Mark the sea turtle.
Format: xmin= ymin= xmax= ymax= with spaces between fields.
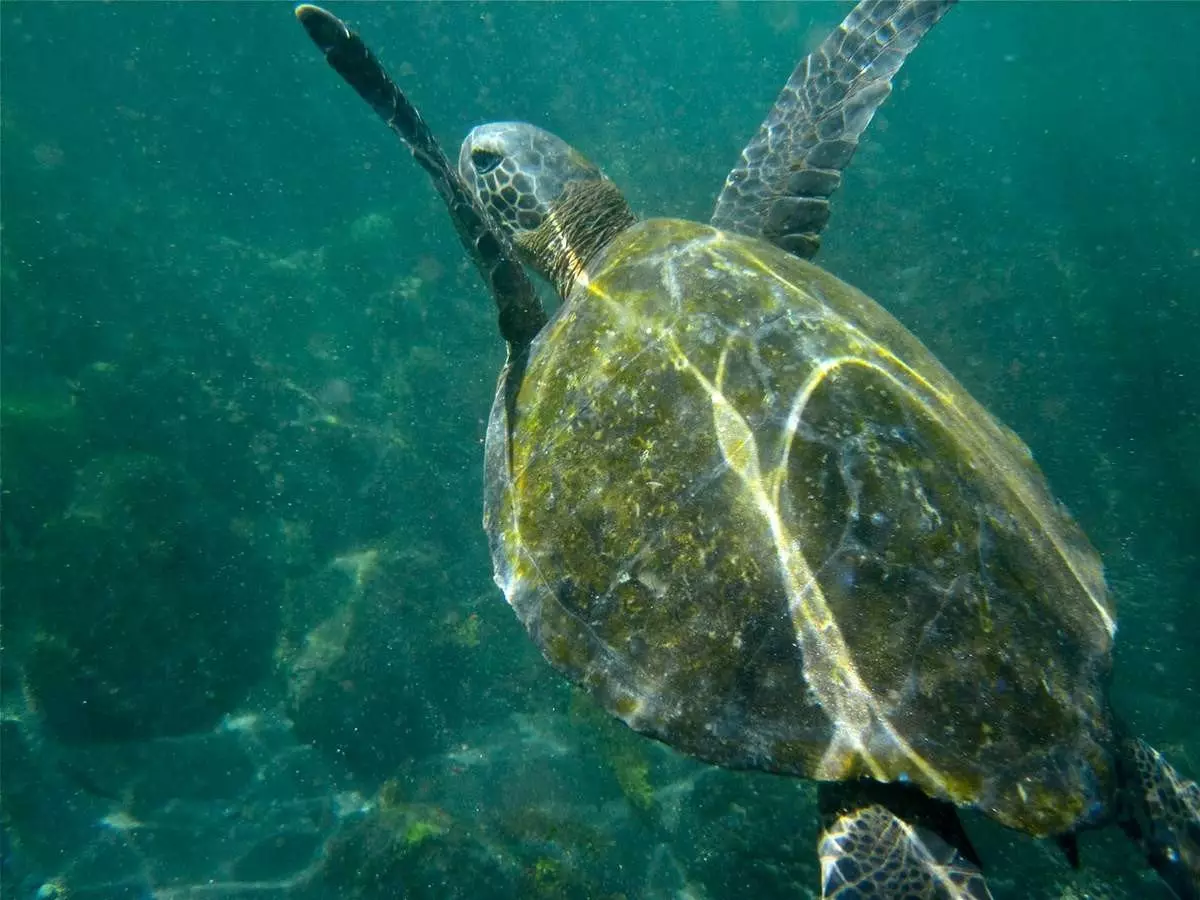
xmin=295 ymin=3 xmax=1200 ymax=897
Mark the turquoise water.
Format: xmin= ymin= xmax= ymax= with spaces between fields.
xmin=2 ymin=3 xmax=1197 ymax=898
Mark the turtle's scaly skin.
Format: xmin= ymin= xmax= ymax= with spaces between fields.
xmin=486 ymin=219 xmax=1115 ymax=837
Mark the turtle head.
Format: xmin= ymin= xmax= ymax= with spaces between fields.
xmin=459 ymin=122 xmax=635 ymax=296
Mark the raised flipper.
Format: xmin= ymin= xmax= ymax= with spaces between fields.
xmin=710 ymin=0 xmax=953 ymax=259
xmin=819 ymin=804 xmax=992 ymax=899
xmin=1117 ymin=737 xmax=1200 ymax=900
xmin=294 ymin=5 xmax=546 ymax=349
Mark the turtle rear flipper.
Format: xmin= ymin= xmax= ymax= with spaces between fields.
xmin=1118 ymin=737 xmax=1200 ymax=900
xmin=819 ymin=804 xmax=992 ymax=899
xmin=818 ymin=780 xmax=990 ymax=899
xmin=711 ymin=0 xmax=953 ymax=259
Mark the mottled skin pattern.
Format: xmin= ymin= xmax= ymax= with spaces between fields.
xmin=711 ymin=0 xmax=954 ymax=258
xmin=460 ymin=125 xmax=603 ymax=237
xmin=1120 ymin=738 xmax=1200 ymax=897
xmin=819 ymin=805 xmax=990 ymax=899
xmin=485 ymin=218 xmax=1114 ymax=837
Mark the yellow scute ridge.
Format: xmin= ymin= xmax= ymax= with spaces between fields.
xmin=709 ymin=347 xmax=761 ymax=483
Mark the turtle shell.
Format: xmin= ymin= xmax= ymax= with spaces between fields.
xmin=483 ymin=218 xmax=1115 ymax=836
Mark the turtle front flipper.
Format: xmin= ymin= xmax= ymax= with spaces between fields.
xmin=294 ymin=5 xmax=546 ymax=348
xmin=710 ymin=0 xmax=953 ymax=260
xmin=819 ymin=804 xmax=992 ymax=899
xmin=1117 ymin=737 xmax=1200 ymax=900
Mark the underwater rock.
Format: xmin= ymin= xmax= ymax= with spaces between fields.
xmin=280 ymin=538 xmax=514 ymax=780
xmin=16 ymin=453 xmax=281 ymax=743
xmin=314 ymin=780 xmax=518 ymax=899
xmin=0 ymin=702 xmax=365 ymax=898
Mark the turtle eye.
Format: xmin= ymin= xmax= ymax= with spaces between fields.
xmin=471 ymin=148 xmax=504 ymax=175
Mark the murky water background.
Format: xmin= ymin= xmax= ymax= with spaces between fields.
xmin=2 ymin=4 xmax=1197 ymax=897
